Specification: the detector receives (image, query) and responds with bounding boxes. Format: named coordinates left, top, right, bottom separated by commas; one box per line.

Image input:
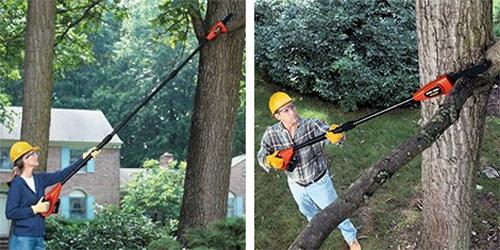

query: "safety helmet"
left=10, top=141, right=39, bottom=163
left=269, top=91, right=293, bottom=115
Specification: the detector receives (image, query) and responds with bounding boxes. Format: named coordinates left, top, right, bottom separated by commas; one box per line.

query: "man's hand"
left=31, top=197, right=50, bottom=214
left=326, top=124, right=345, bottom=144
left=83, top=147, right=100, bottom=159
left=266, top=151, right=284, bottom=170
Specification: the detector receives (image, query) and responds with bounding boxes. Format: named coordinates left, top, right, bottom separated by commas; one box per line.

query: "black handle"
left=286, top=155, right=299, bottom=172
left=222, top=13, right=234, bottom=24
left=332, top=121, right=356, bottom=134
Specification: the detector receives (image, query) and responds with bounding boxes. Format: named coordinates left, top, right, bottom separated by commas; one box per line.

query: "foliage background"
left=0, top=0, right=245, bottom=168
left=256, top=0, right=418, bottom=111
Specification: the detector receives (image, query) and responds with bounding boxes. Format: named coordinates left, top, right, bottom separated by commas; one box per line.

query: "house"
left=119, top=154, right=246, bottom=218
left=0, top=107, right=122, bottom=237
left=227, top=154, right=245, bottom=217
left=0, top=183, right=9, bottom=245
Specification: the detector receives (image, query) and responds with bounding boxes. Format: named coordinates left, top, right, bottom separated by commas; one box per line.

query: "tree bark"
left=177, top=0, right=245, bottom=242
left=21, top=0, right=56, bottom=172
left=416, top=1, right=492, bottom=248
left=288, top=41, right=500, bottom=249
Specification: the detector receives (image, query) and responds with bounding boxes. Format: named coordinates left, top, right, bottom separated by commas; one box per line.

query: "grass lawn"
left=254, top=77, right=499, bottom=249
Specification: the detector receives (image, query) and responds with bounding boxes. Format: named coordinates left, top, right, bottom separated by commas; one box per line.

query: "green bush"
left=147, top=236, right=182, bottom=250
left=45, top=206, right=161, bottom=249
left=185, top=217, right=245, bottom=250
left=122, top=159, right=185, bottom=230
left=256, top=0, right=418, bottom=111
left=494, top=0, right=500, bottom=38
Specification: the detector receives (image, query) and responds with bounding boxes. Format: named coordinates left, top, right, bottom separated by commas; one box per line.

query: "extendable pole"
left=61, top=13, right=234, bottom=185
left=284, top=61, right=490, bottom=172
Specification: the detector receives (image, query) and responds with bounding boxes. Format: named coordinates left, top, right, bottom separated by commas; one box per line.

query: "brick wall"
left=229, top=161, right=245, bottom=199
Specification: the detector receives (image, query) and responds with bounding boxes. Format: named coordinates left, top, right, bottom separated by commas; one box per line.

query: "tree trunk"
left=177, top=0, right=245, bottom=241
left=416, top=1, right=492, bottom=248
left=21, top=0, right=56, bottom=172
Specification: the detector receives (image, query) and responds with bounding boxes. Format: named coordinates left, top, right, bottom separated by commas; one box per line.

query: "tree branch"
left=0, top=31, right=24, bottom=45
left=54, top=0, right=103, bottom=47
left=187, top=2, right=205, bottom=42
left=289, top=40, right=500, bottom=250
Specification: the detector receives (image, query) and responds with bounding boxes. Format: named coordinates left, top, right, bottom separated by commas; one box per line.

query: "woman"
left=5, top=141, right=99, bottom=250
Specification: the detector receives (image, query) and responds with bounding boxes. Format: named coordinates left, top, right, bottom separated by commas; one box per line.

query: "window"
left=70, top=149, right=87, bottom=173
left=69, top=190, right=87, bottom=220
left=0, top=146, right=11, bottom=170
left=227, top=192, right=236, bottom=217
left=61, top=147, right=94, bottom=173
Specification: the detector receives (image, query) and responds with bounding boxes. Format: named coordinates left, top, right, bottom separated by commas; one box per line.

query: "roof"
left=231, top=154, right=245, bottom=166
left=0, top=107, right=122, bottom=146
left=119, top=168, right=145, bottom=188
left=120, top=155, right=246, bottom=188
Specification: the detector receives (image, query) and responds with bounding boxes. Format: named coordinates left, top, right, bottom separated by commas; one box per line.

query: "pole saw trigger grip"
left=41, top=182, right=62, bottom=218
left=206, top=13, right=233, bottom=41
left=276, top=148, right=295, bottom=171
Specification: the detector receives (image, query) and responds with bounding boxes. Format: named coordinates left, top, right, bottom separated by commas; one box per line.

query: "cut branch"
left=289, top=40, right=500, bottom=250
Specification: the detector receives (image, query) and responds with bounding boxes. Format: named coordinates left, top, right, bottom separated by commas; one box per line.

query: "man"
left=257, top=91, right=361, bottom=250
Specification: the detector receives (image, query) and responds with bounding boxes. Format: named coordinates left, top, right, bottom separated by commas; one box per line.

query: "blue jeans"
left=8, top=234, right=45, bottom=250
left=287, top=171, right=357, bottom=243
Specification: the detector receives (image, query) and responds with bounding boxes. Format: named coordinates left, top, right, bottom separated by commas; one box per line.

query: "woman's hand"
left=31, top=197, right=49, bottom=214
left=83, top=147, right=100, bottom=159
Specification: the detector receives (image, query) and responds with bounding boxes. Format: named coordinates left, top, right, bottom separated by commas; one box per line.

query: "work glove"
left=83, top=147, right=100, bottom=159
left=265, top=151, right=284, bottom=170
left=31, top=197, right=50, bottom=214
left=325, top=124, right=345, bottom=144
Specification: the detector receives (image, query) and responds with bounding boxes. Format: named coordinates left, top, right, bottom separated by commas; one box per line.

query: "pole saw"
left=277, top=61, right=490, bottom=172
left=40, top=13, right=234, bottom=218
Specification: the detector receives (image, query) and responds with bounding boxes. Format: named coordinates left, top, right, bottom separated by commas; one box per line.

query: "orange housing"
left=41, top=182, right=62, bottom=218
left=412, top=75, right=453, bottom=101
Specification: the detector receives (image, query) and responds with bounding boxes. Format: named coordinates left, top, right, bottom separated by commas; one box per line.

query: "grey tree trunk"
left=416, top=1, right=492, bottom=248
left=21, top=0, right=56, bottom=172
left=177, top=0, right=245, bottom=241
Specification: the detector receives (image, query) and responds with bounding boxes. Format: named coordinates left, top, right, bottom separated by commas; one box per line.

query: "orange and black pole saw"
left=278, top=61, right=491, bottom=172
left=40, top=13, right=234, bottom=218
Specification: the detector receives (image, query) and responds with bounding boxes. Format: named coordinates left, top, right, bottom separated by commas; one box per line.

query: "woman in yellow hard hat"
left=5, top=141, right=99, bottom=250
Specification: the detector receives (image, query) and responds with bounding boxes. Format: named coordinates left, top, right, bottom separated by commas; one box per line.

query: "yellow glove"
left=325, top=124, right=345, bottom=144
left=31, top=197, right=50, bottom=214
left=265, top=151, right=284, bottom=170
left=83, top=147, right=100, bottom=159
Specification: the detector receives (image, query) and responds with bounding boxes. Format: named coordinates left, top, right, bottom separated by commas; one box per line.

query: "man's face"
left=275, top=102, right=299, bottom=124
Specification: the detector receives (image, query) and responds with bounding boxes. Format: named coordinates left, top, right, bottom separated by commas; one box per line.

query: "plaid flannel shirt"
left=257, top=118, right=340, bottom=185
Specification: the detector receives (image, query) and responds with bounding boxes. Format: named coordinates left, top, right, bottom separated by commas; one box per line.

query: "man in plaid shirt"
left=257, top=91, right=361, bottom=250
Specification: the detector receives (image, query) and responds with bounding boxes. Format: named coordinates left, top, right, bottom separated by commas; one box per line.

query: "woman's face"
left=22, top=151, right=40, bottom=168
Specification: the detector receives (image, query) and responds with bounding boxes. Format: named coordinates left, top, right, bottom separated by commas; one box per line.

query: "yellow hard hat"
left=269, top=91, right=293, bottom=114
left=10, top=141, right=39, bottom=163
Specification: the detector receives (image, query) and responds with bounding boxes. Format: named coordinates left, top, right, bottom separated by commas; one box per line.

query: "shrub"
left=122, top=159, right=185, bottom=230
left=45, top=205, right=161, bottom=249
left=256, top=0, right=418, bottom=111
left=147, top=236, right=182, bottom=250
left=185, top=217, right=245, bottom=250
